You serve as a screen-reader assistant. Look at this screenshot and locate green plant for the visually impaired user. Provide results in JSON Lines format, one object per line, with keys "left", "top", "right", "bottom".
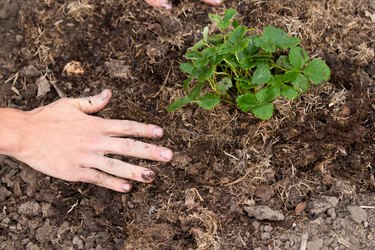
{"left": 167, "top": 9, "right": 331, "bottom": 120}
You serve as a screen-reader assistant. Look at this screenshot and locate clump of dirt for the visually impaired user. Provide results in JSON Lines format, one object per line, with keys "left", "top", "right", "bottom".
{"left": 1, "top": 0, "right": 374, "bottom": 249}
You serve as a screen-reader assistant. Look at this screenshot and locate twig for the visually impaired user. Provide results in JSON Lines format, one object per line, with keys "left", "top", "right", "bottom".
{"left": 67, "top": 200, "right": 79, "bottom": 214}
{"left": 300, "top": 232, "right": 308, "bottom": 250}
{"left": 360, "top": 206, "right": 375, "bottom": 209}
{"left": 223, "top": 169, "right": 252, "bottom": 187}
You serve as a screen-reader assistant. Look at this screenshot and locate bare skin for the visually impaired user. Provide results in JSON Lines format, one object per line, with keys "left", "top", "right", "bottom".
{"left": 0, "top": 89, "right": 173, "bottom": 193}
{"left": 144, "top": 0, "right": 222, "bottom": 10}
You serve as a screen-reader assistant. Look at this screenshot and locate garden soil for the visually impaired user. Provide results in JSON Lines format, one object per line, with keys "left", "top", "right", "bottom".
{"left": 0, "top": 0, "right": 374, "bottom": 249}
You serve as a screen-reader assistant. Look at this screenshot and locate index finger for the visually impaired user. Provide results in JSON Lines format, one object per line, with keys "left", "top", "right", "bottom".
{"left": 99, "top": 119, "right": 164, "bottom": 138}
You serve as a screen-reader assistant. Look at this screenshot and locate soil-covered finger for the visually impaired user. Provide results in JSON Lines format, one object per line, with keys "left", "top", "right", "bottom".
{"left": 82, "top": 156, "right": 156, "bottom": 183}
{"left": 79, "top": 168, "right": 132, "bottom": 193}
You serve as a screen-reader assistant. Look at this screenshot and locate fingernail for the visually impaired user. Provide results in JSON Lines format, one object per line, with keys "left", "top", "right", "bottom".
{"left": 141, "top": 170, "right": 155, "bottom": 182}
{"left": 99, "top": 90, "right": 108, "bottom": 101}
{"left": 161, "top": 3, "right": 172, "bottom": 10}
{"left": 121, "top": 183, "right": 131, "bottom": 192}
{"left": 160, "top": 149, "right": 173, "bottom": 161}
{"left": 153, "top": 127, "right": 164, "bottom": 138}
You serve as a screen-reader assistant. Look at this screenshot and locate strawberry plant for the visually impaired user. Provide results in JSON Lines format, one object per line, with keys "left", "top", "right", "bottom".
{"left": 167, "top": 9, "right": 331, "bottom": 120}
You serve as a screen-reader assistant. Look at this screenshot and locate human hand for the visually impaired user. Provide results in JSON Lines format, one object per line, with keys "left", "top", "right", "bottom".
{"left": 11, "top": 89, "right": 173, "bottom": 193}
{"left": 144, "top": 0, "right": 222, "bottom": 10}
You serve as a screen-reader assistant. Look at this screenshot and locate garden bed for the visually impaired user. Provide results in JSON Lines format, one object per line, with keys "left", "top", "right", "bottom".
{"left": 0, "top": 0, "right": 374, "bottom": 249}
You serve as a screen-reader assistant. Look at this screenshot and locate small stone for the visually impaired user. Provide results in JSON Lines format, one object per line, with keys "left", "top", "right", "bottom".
{"left": 261, "top": 232, "right": 270, "bottom": 240}
{"left": 252, "top": 220, "right": 261, "bottom": 230}
{"left": 331, "top": 181, "right": 355, "bottom": 196}
{"left": 364, "top": 220, "right": 369, "bottom": 228}
{"left": 244, "top": 205, "right": 284, "bottom": 221}
{"left": 263, "top": 225, "right": 273, "bottom": 232}
{"left": 73, "top": 235, "right": 85, "bottom": 249}
{"left": 370, "top": 0, "right": 375, "bottom": 11}
{"left": 26, "top": 242, "right": 40, "bottom": 250}
{"left": 347, "top": 206, "right": 367, "bottom": 224}
{"left": 16, "top": 34, "right": 24, "bottom": 43}
{"left": 35, "top": 76, "right": 51, "bottom": 98}
{"left": 18, "top": 201, "right": 41, "bottom": 216}
{"left": 307, "top": 238, "right": 324, "bottom": 250}
{"left": 35, "top": 220, "right": 53, "bottom": 244}
{"left": 20, "top": 65, "right": 39, "bottom": 77}
{"left": 327, "top": 208, "right": 337, "bottom": 219}
{"left": 309, "top": 196, "right": 339, "bottom": 215}
{"left": 0, "top": 185, "right": 12, "bottom": 201}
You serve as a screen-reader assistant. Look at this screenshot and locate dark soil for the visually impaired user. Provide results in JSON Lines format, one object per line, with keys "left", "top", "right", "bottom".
{"left": 1, "top": 0, "right": 374, "bottom": 249}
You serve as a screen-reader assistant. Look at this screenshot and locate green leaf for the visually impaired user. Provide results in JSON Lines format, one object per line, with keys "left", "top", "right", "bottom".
{"left": 246, "top": 35, "right": 260, "bottom": 55}
{"left": 167, "top": 97, "right": 192, "bottom": 112}
{"left": 208, "top": 34, "right": 224, "bottom": 44}
{"left": 202, "top": 47, "right": 216, "bottom": 58}
{"left": 188, "top": 81, "right": 205, "bottom": 99}
{"left": 217, "top": 42, "right": 233, "bottom": 55}
{"left": 252, "top": 62, "right": 272, "bottom": 85}
{"left": 236, "top": 93, "right": 257, "bottom": 112}
{"left": 281, "top": 85, "right": 299, "bottom": 99}
{"left": 185, "top": 51, "right": 202, "bottom": 60}
{"left": 208, "top": 13, "right": 222, "bottom": 26}
{"left": 289, "top": 46, "right": 309, "bottom": 70}
{"left": 197, "top": 93, "right": 220, "bottom": 110}
{"left": 223, "top": 8, "right": 237, "bottom": 22}
{"left": 228, "top": 25, "right": 246, "bottom": 44}
{"left": 194, "top": 57, "right": 209, "bottom": 68}
{"left": 217, "top": 77, "right": 233, "bottom": 92}
{"left": 268, "top": 75, "right": 283, "bottom": 86}
{"left": 202, "top": 26, "right": 209, "bottom": 43}
{"left": 292, "top": 74, "right": 310, "bottom": 92}
{"left": 255, "top": 26, "right": 300, "bottom": 53}
{"left": 194, "top": 64, "right": 215, "bottom": 81}
{"left": 190, "top": 39, "right": 205, "bottom": 51}
{"left": 303, "top": 58, "right": 331, "bottom": 85}
{"left": 180, "top": 62, "right": 194, "bottom": 74}
{"left": 276, "top": 55, "right": 293, "bottom": 70}
{"left": 251, "top": 102, "right": 274, "bottom": 120}
{"left": 239, "top": 57, "right": 256, "bottom": 70}
{"left": 232, "top": 37, "right": 250, "bottom": 54}
{"left": 282, "top": 71, "right": 299, "bottom": 83}
{"left": 183, "top": 76, "right": 193, "bottom": 91}
{"left": 223, "top": 54, "right": 241, "bottom": 68}
{"left": 256, "top": 86, "right": 280, "bottom": 103}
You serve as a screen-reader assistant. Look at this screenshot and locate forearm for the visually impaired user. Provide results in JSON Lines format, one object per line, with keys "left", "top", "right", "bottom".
{"left": 0, "top": 108, "right": 25, "bottom": 157}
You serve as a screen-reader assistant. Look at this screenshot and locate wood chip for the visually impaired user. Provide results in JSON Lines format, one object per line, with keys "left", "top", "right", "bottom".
{"left": 63, "top": 61, "right": 84, "bottom": 76}
{"left": 295, "top": 201, "right": 308, "bottom": 215}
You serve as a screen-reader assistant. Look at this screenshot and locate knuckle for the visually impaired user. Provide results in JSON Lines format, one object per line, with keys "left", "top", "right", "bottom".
{"left": 122, "top": 139, "right": 136, "bottom": 152}
{"left": 122, "top": 120, "right": 133, "bottom": 132}
{"left": 90, "top": 172, "right": 107, "bottom": 185}
{"left": 106, "top": 159, "right": 120, "bottom": 171}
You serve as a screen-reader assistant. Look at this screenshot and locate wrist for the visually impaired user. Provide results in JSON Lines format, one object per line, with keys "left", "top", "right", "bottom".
{"left": 0, "top": 108, "right": 26, "bottom": 157}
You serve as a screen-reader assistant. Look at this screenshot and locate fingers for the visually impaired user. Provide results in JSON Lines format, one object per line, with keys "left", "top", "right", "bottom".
{"left": 144, "top": 0, "right": 172, "bottom": 9}
{"left": 200, "top": 0, "right": 223, "bottom": 6}
{"left": 100, "top": 119, "right": 164, "bottom": 138}
{"left": 79, "top": 168, "right": 133, "bottom": 193}
{"left": 67, "top": 89, "right": 112, "bottom": 114}
{"left": 83, "top": 156, "right": 156, "bottom": 183}
{"left": 99, "top": 137, "right": 173, "bottom": 162}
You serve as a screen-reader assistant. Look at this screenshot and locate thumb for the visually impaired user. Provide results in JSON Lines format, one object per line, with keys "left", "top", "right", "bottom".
{"left": 68, "top": 89, "right": 112, "bottom": 114}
